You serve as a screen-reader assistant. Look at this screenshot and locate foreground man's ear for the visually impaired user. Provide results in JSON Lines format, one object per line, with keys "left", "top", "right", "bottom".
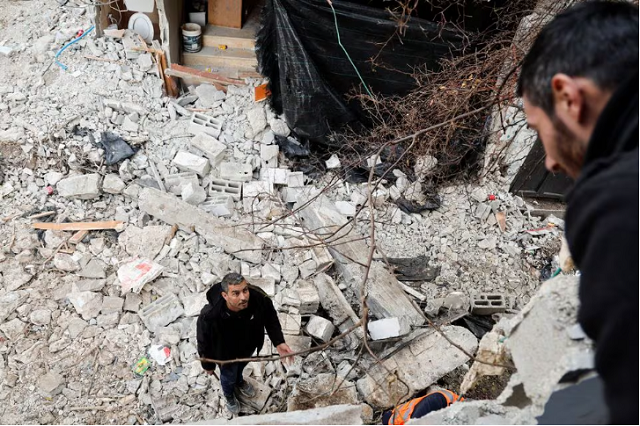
{"left": 551, "top": 73, "right": 585, "bottom": 125}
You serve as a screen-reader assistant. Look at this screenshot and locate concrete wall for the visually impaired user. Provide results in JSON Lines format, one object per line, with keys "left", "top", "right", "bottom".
{"left": 191, "top": 404, "right": 364, "bottom": 425}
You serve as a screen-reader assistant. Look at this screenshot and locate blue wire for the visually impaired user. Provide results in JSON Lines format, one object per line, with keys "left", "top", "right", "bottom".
{"left": 54, "top": 25, "right": 95, "bottom": 71}
{"left": 327, "top": 1, "right": 374, "bottom": 98}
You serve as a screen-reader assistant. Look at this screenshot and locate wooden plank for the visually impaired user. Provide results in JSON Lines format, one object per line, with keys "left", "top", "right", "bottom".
{"left": 296, "top": 195, "right": 425, "bottom": 327}
{"left": 168, "top": 64, "right": 235, "bottom": 82}
{"left": 182, "top": 46, "right": 257, "bottom": 70}
{"left": 32, "top": 221, "right": 123, "bottom": 231}
{"left": 208, "top": 0, "right": 243, "bottom": 29}
{"left": 169, "top": 64, "right": 244, "bottom": 85}
{"left": 69, "top": 230, "right": 89, "bottom": 245}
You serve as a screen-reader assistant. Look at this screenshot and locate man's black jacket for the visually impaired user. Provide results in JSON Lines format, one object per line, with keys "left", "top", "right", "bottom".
{"left": 565, "top": 72, "right": 639, "bottom": 424}
{"left": 196, "top": 283, "right": 285, "bottom": 371}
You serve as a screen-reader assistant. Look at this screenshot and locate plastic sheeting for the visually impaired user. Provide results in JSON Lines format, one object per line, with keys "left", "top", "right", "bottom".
{"left": 256, "top": 0, "right": 463, "bottom": 140}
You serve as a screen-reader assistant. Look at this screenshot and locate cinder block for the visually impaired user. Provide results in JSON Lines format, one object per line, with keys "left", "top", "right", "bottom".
{"left": 306, "top": 315, "right": 335, "bottom": 342}
{"left": 138, "top": 294, "right": 185, "bottom": 333}
{"left": 200, "top": 194, "right": 235, "bottom": 217}
{"left": 296, "top": 280, "right": 320, "bottom": 314}
{"left": 471, "top": 293, "right": 506, "bottom": 315}
{"left": 260, "top": 144, "right": 279, "bottom": 168}
{"left": 164, "top": 172, "right": 199, "bottom": 195}
{"left": 219, "top": 162, "right": 253, "bottom": 182}
{"left": 287, "top": 171, "right": 304, "bottom": 188}
{"left": 249, "top": 277, "right": 276, "bottom": 297}
{"left": 189, "top": 112, "right": 222, "bottom": 138}
{"left": 209, "top": 177, "right": 242, "bottom": 200}
{"left": 263, "top": 168, "right": 289, "bottom": 185}
{"left": 243, "top": 181, "right": 274, "bottom": 199}
{"left": 281, "top": 187, "right": 303, "bottom": 203}
{"left": 190, "top": 133, "right": 227, "bottom": 167}
{"left": 278, "top": 312, "right": 302, "bottom": 335}
{"left": 172, "top": 151, "right": 210, "bottom": 176}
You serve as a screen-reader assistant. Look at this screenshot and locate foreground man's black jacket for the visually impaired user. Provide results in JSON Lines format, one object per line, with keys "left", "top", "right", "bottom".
{"left": 565, "top": 72, "right": 639, "bottom": 424}
{"left": 196, "top": 283, "right": 285, "bottom": 371}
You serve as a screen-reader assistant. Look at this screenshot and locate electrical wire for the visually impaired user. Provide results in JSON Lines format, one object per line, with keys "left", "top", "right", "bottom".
{"left": 326, "top": 0, "right": 374, "bottom": 98}
{"left": 54, "top": 25, "right": 95, "bottom": 70}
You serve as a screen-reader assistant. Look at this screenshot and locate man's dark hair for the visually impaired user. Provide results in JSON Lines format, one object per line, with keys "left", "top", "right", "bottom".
{"left": 517, "top": 1, "right": 639, "bottom": 116}
{"left": 221, "top": 272, "right": 245, "bottom": 293}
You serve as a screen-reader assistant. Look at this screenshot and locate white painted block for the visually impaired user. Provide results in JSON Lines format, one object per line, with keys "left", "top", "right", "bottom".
{"left": 172, "top": 151, "right": 210, "bottom": 176}
{"left": 287, "top": 171, "right": 304, "bottom": 188}
{"left": 219, "top": 162, "right": 253, "bottom": 182}
{"left": 190, "top": 133, "right": 227, "bottom": 167}
{"left": 189, "top": 112, "right": 222, "bottom": 138}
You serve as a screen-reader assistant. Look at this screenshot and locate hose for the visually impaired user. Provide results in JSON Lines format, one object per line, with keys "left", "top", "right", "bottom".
{"left": 54, "top": 25, "right": 95, "bottom": 71}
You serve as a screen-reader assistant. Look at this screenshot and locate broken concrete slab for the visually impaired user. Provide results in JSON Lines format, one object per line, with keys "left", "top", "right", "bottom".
{"left": 0, "top": 318, "right": 27, "bottom": 340}
{"left": 0, "top": 260, "right": 33, "bottom": 291}
{"left": 53, "top": 253, "right": 80, "bottom": 272}
{"left": 103, "top": 173, "right": 126, "bottom": 194}
{"left": 138, "top": 294, "right": 185, "bottom": 333}
{"left": 77, "top": 259, "right": 106, "bottom": 279}
{"left": 313, "top": 273, "right": 362, "bottom": 349}
{"left": 236, "top": 376, "right": 271, "bottom": 412}
{"left": 297, "top": 195, "right": 424, "bottom": 327}
{"left": 181, "top": 292, "right": 207, "bottom": 317}
{"left": 67, "top": 291, "right": 103, "bottom": 320}
{"left": 137, "top": 188, "right": 264, "bottom": 264}
{"left": 118, "top": 225, "right": 172, "bottom": 260}
{"left": 357, "top": 326, "right": 478, "bottom": 408}
{"left": 502, "top": 275, "right": 594, "bottom": 410}
{"left": 56, "top": 173, "right": 100, "bottom": 199}
{"left": 37, "top": 371, "right": 65, "bottom": 397}
{"left": 412, "top": 400, "right": 522, "bottom": 425}
{"left": 196, "top": 404, "right": 364, "bottom": 425}
{"left": 288, "top": 373, "right": 359, "bottom": 412}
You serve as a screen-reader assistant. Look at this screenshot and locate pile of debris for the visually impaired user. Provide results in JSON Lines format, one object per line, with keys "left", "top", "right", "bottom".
{"left": 0, "top": 1, "right": 571, "bottom": 424}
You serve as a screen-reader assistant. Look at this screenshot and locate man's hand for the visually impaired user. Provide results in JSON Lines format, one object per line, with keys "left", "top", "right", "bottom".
{"left": 204, "top": 369, "right": 216, "bottom": 375}
{"left": 276, "top": 343, "right": 294, "bottom": 366}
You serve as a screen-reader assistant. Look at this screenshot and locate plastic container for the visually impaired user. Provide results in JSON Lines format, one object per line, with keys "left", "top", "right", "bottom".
{"left": 182, "top": 23, "right": 202, "bottom": 53}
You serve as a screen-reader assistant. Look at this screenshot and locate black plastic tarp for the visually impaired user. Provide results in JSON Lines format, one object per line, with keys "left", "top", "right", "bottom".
{"left": 256, "top": 0, "right": 464, "bottom": 140}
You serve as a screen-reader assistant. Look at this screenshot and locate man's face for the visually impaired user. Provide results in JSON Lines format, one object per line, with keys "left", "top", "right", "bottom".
{"left": 523, "top": 95, "right": 586, "bottom": 179}
{"left": 222, "top": 281, "right": 250, "bottom": 312}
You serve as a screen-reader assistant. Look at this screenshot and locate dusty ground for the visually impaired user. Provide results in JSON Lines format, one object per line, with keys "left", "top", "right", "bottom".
{"left": 0, "top": 1, "right": 566, "bottom": 424}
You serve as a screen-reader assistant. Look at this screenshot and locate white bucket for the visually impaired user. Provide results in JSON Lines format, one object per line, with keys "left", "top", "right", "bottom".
{"left": 182, "top": 23, "right": 202, "bottom": 53}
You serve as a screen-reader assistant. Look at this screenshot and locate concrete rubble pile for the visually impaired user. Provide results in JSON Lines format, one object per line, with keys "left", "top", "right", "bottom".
{"left": 0, "top": 1, "right": 574, "bottom": 424}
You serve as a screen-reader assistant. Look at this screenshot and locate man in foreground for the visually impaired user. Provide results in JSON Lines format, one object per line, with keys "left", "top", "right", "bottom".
{"left": 197, "top": 273, "right": 294, "bottom": 414}
{"left": 517, "top": 1, "right": 638, "bottom": 423}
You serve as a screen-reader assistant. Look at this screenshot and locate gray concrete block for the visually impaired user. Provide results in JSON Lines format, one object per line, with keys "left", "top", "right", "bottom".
{"left": 219, "top": 162, "right": 253, "bottom": 182}
{"left": 209, "top": 177, "right": 242, "bottom": 200}
{"left": 172, "top": 151, "right": 210, "bottom": 176}
{"left": 138, "top": 294, "right": 184, "bottom": 333}
{"left": 306, "top": 315, "right": 335, "bottom": 342}
{"left": 164, "top": 172, "right": 199, "bottom": 195}
{"left": 189, "top": 112, "right": 222, "bottom": 138}
{"left": 190, "top": 133, "right": 227, "bottom": 167}
{"left": 471, "top": 293, "right": 506, "bottom": 315}
{"left": 200, "top": 194, "right": 235, "bottom": 217}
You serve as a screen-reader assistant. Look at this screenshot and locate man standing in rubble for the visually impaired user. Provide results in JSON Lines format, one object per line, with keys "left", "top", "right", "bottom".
{"left": 517, "top": 1, "right": 638, "bottom": 423}
{"left": 197, "top": 272, "right": 294, "bottom": 415}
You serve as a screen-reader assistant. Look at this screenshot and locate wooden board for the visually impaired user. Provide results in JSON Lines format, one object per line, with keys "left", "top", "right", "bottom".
{"left": 209, "top": 0, "right": 243, "bottom": 29}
